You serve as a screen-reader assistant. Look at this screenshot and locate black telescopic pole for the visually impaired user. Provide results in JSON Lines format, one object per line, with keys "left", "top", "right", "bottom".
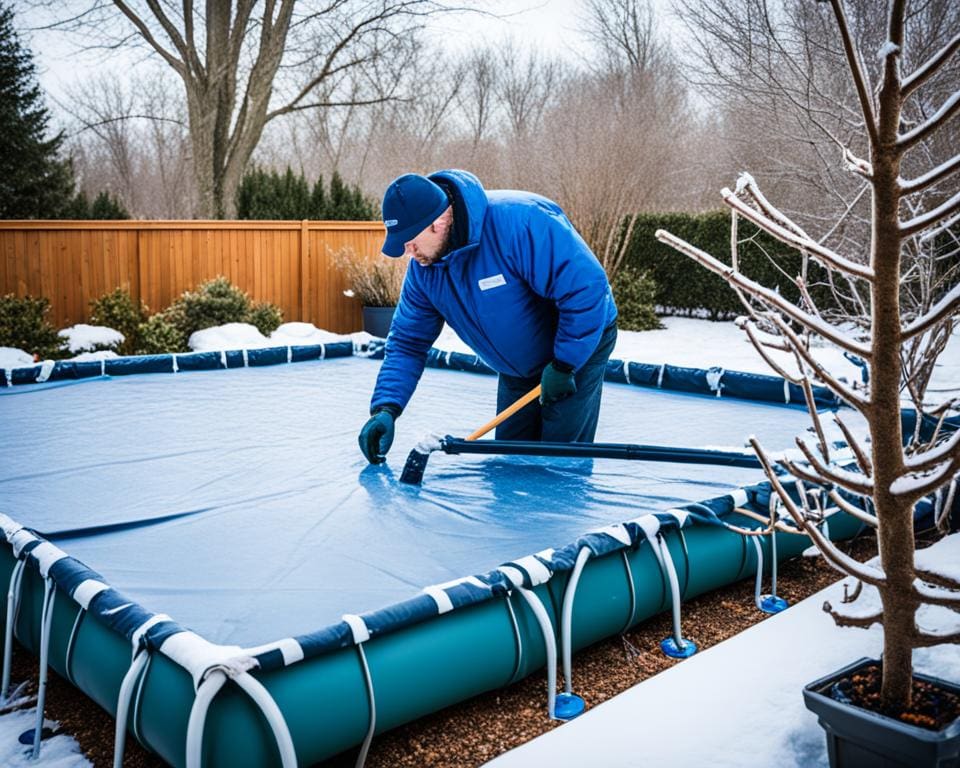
{"left": 440, "top": 437, "right": 762, "bottom": 469}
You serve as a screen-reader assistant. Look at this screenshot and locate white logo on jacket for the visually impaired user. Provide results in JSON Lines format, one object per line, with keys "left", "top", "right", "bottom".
{"left": 478, "top": 274, "right": 507, "bottom": 291}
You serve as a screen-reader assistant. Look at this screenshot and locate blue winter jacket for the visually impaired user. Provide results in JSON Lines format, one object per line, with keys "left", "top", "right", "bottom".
{"left": 370, "top": 170, "right": 617, "bottom": 413}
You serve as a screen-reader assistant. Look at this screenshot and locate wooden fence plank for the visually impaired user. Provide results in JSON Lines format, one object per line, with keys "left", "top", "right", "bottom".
{"left": 0, "top": 221, "right": 385, "bottom": 331}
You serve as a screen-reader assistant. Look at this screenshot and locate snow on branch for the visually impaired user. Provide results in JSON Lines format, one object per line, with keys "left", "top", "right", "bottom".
{"left": 655, "top": 230, "right": 873, "bottom": 358}
{"left": 722, "top": 188, "right": 874, "bottom": 281}
{"left": 827, "top": 489, "right": 878, "bottom": 527}
{"left": 902, "top": 32, "right": 960, "bottom": 97}
{"left": 914, "top": 567, "right": 960, "bottom": 591}
{"left": 897, "top": 89, "right": 960, "bottom": 152}
{"left": 900, "top": 153, "right": 960, "bottom": 195}
{"left": 735, "top": 173, "right": 813, "bottom": 238}
{"left": 904, "top": 425, "right": 960, "bottom": 472}
{"left": 890, "top": 458, "right": 960, "bottom": 501}
{"left": 900, "top": 188, "right": 960, "bottom": 238}
{"left": 843, "top": 148, "right": 872, "bottom": 180}
{"left": 786, "top": 438, "right": 875, "bottom": 496}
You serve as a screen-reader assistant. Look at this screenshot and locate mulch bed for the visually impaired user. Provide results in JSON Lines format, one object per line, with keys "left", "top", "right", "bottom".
{"left": 8, "top": 534, "right": 878, "bottom": 767}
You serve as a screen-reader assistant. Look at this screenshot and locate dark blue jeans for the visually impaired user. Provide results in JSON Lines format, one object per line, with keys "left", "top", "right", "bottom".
{"left": 495, "top": 323, "right": 618, "bottom": 442}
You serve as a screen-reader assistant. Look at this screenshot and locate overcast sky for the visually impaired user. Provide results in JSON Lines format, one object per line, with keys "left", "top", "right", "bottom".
{"left": 17, "top": 0, "right": 683, "bottom": 106}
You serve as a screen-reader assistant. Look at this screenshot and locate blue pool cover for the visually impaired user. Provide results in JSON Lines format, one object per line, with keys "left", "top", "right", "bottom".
{"left": 1, "top": 350, "right": 826, "bottom": 646}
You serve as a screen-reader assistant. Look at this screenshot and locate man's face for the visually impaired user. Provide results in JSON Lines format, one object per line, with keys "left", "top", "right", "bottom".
{"left": 403, "top": 209, "right": 452, "bottom": 266}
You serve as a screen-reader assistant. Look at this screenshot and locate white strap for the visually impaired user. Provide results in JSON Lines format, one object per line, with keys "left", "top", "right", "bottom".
{"left": 36, "top": 359, "right": 56, "bottom": 383}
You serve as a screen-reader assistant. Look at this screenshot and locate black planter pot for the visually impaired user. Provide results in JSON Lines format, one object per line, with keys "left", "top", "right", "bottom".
{"left": 361, "top": 306, "right": 396, "bottom": 338}
{"left": 803, "top": 657, "right": 960, "bottom": 768}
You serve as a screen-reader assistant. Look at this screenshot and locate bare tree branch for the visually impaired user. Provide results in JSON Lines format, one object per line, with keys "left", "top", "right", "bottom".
{"left": 823, "top": 602, "right": 883, "bottom": 629}
{"left": 655, "top": 230, "right": 872, "bottom": 358}
{"left": 902, "top": 31, "right": 960, "bottom": 97}
{"left": 826, "top": 0, "right": 879, "bottom": 148}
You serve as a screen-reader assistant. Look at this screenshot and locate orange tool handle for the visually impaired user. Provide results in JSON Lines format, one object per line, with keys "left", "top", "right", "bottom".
{"left": 465, "top": 385, "right": 541, "bottom": 441}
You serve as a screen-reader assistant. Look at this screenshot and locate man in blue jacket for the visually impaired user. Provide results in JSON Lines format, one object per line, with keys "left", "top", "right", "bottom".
{"left": 359, "top": 169, "right": 618, "bottom": 464}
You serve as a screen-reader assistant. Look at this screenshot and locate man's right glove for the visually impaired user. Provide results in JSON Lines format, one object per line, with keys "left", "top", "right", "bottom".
{"left": 359, "top": 406, "right": 399, "bottom": 464}
{"left": 540, "top": 360, "right": 577, "bottom": 405}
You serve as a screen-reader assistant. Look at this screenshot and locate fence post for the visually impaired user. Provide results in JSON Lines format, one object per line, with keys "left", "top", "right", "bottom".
{"left": 300, "top": 220, "right": 309, "bottom": 323}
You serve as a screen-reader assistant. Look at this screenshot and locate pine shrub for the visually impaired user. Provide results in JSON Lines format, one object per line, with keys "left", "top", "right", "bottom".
{"left": 135, "top": 312, "right": 187, "bottom": 355}
{"left": 0, "top": 294, "right": 67, "bottom": 358}
{"left": 612, "top": 266, "right": 662, "bottom": 331}
{"left": 247, "top": 302, "right": 283, "bottom": 336}
{"left": 176, "top": 277, "right": 252, "bottom": 335}
{"left": 90, "top": 287, "right": 147, "bottom": 355}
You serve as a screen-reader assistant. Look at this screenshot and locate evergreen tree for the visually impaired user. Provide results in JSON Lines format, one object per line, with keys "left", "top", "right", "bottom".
{"left": 310, "top": 174, "right": 327, "bottom": 219}
{"left": 328, "top": 171, "right": 350, "bottom": 219}
{"left": 89, "top": 190, "right": 130, "bottom": 219}
{"left": 0, "top": 4, "right": 76, "bottom": 218}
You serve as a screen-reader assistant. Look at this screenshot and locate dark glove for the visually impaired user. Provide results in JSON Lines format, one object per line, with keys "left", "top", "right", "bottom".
{"left": 359, "top": 406, "right": 399, "bottom": 464}
{"left": 540, "top": 360, "right": 577, "bottom": 405}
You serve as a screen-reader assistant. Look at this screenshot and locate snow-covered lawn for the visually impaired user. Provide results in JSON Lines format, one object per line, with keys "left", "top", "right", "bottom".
{"left": 1, "top": 317, "right": 957, "bottom": 766}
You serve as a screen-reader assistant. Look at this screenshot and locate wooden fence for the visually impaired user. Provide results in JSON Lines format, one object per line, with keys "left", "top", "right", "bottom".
{"left": 0, "top": 220, "right": 386, "bottom": 333}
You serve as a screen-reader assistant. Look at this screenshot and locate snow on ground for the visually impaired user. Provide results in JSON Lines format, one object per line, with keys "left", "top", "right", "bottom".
{"left": 0, "top": 347, "right": 33, "bottom": 368}
{"left": 187, "top": 321, "right": 374, "bottom": 352}
{"left": 58, "top": 324, "right": 123, "bottom": 354}
{"left": 486, "top": 533, "right": 960, "bottom": 768}
{"left": 435, "top": 316, "right": 960, "bottom": 393}
{"left": 0, "top": 712, "right": 90, "bottom": 768}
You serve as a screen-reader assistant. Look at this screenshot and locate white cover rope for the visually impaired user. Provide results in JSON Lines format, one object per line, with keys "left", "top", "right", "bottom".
{"left": 515, "top": 587, "right": 558, "bottom": 719}
{"left": 113, "top": 650, "right": 150, "bottom": 768}
{"left": 31, "top": 578, "right": 56, "bottom": 759}
{"left": 1, "top": 558, "right": 26, "bottom": 702}
{"left": 185, "top": 667, "right": 297, "bottom": 768}
{"left": 561, "top": 547, "right": 591, "bottom": 695}
{"left": 354, "top": 644, "right": 376, "bottom": 768}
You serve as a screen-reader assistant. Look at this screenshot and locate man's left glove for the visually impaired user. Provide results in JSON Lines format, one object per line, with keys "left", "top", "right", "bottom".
{"left": 540, "top": 361, "right": 577, "bottom": 405}
{"left": 359, "top": 405, "right": 400, "bottom": 464}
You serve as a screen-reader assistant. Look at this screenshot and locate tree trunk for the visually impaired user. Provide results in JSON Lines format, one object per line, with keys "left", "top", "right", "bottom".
{"left": 870, "top": 8, "right": 916, "bottom": 709}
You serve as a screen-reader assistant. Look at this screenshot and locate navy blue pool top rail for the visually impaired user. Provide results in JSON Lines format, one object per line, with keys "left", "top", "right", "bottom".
{"left": 0, "top": 339, "right": 842, "bottom": 408}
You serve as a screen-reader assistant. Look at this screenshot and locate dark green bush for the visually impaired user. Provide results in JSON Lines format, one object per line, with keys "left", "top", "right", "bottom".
{"left": 90, "top": 287, "right": 147, "bottom": 355}
{"left": 135, "top": 312, "right": 187, "bottom": 355}
{"left": 175, "top": 277, "right": 253, "bottom": 336}
{"left": 0, "top": 294, "right": 67, "bottom": 358}
{"left": 621, "top": 212, "right": 832, "bottom": 319}
{"left": 612, "top": 266, "right": 662, "bottom": 331}
{"left": 158, "top": 276, "right": 283, "bottom": 346}
{"left": 248, "top": 302, "right": 283, "bottom": 336}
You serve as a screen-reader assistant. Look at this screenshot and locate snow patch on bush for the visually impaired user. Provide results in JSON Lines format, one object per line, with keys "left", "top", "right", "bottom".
{"left": 58, "top": 324, "right": 124, "bottom": 353}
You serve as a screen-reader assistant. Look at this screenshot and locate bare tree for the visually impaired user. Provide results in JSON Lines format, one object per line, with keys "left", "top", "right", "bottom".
{"left": 62, "top": 70, "right": 194, "bottom": 218}
{"left": 658, "top": 0, "right": 960, "bottom": 710}
{"left": 30, "top": 0, "right": 447, "bottom": 217}
{"left": 497, "top": 40, "right": 560, "bottom": 141}
{"left": 456, "top": 46, "right": 498, "bottom": 158}
{"left": 541, "top": 0, "right": 692, "bottom": 278}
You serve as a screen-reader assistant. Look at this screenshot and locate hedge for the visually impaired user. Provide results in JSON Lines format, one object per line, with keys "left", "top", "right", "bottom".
{"left": 620, "top": 212, "right": 834, "bottom": 319}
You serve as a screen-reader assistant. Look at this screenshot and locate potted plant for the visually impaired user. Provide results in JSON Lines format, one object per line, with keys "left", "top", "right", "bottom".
{"left": 657, "top": 1, "right": 960, "bottom": 765}
{"left": 332, "top": 247, "right": 408, "bottom": 338}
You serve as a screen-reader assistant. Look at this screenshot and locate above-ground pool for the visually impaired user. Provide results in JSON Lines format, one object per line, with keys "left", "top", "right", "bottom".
{"left": 0, "top": 345, "right": 876, "bottom": 766}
